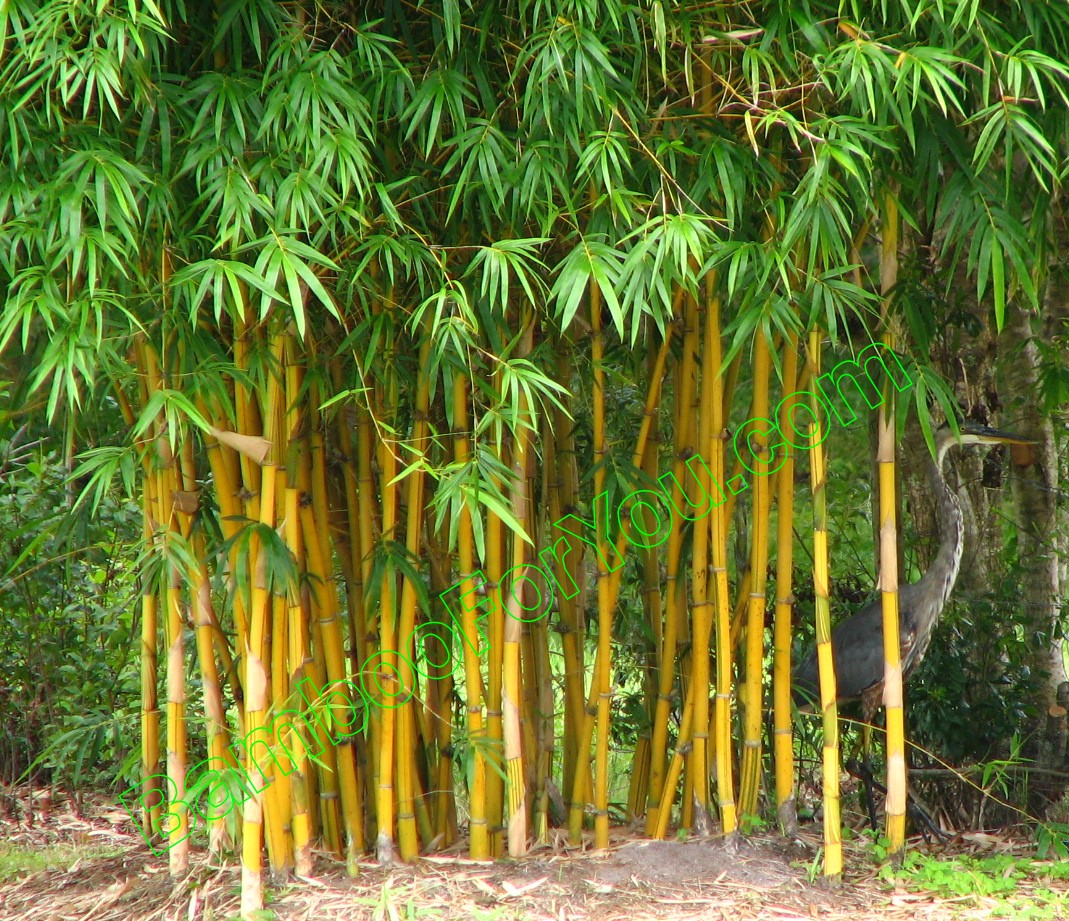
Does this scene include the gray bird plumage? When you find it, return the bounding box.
[792,421,1028,715]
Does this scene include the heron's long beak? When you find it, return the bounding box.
[958,422,1034,445]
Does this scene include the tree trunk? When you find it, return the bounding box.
[999,255,1069,817]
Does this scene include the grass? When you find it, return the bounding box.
[868,841,1069,920]
[0,841,126,885]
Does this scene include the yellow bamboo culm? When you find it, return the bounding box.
[554,352,587,807]
[160,459,189,877]
[878,189,907,853]
[290,422,341,856]
[590,274,614,851]
[707,278,736,837]
[690,283,721,825]
[353,399,378,851]
[374,374,400,864]
[143,344,190,877]
[691,52,718,831]
[242,327,286,892]
[503,318,534,855]
[632,359,662,822]
[772,333,800,834]
[645,296,692,835]
[676,291,702,829]
[738,333,772,818]
[652,680,694,840]
[808,331,842,880]
[484,491,506,857]
[395,335,433,861]
[451,374,490,858]
[139,482,162,844]
[568,327,670,843]
[185,493,236,850]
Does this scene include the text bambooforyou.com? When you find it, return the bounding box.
[122,342,912,852]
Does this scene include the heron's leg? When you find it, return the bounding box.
[849,766,949,844]
[860,715,878,832]
[905,787,949,844]
[846,756,879,832]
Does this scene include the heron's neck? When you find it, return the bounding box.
[918,444,964,608]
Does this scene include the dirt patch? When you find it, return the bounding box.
[0,791,1066,921]
[596,835,812,888]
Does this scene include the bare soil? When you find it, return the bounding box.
[0,788,1064,921]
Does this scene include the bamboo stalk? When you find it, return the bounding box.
[878,190,907,852]
[547,353,585,806]
[354,398,379,848]
[142,342,190,877]
[644,464,683,836]
[304,445,365,868]
[139,481,162,844]
[183,459,236,852]
[808,332,842,879]
[160,458,189,876]
[738,333,772,818]
[690,286,719,823]
[772,333,800,834]
[707,279,737,837]
[503,317,534,855]
[567,329,670,842]
[632,342,663,822]
[424,524,457,847]
[645,300,695,834]
[373,371,399,864]
[395,334,433,861]
[239,323,292,913]
[293,431,343,855]
[484,473,506,856]
[451,373,489,858]
[652,681,694,840]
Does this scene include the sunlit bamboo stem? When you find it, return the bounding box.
[395,335,433,861]
[772,333,800,834]
[808,332,842,879]
[738,333,772,818]
[503,317,534,855]
[879,190,907,852]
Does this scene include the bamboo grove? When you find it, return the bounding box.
[2,0,1068,915]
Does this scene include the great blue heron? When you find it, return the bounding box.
[792,421,1029,829]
